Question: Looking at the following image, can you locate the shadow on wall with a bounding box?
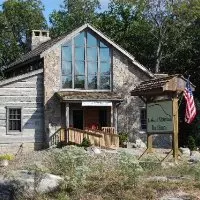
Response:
[22,74,44,150]
[44,93,62,148]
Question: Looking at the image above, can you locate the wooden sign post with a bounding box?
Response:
[131,75,195,162]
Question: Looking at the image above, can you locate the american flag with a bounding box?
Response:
[184,77,196,124]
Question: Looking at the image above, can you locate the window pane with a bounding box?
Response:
[62,76,72,88]
[88,62,97,75]
[62,46,72,61]
[100,48,110,61]
[74,32,85,46]
[75,47,85,61]
[100,41,108,48]
[100,62,110,75]
[140,109,147,130]
[87,47,97,61]
[75,76,85,88]
[100,76,110,90]
[62,61,72,75]
[8,108,21,131]
[87,32,97,47]
[75,61,85,75]
[88,76,97,89]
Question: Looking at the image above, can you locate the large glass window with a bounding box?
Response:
[61,31,111,90]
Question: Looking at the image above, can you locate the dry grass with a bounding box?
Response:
[2,147,200,200]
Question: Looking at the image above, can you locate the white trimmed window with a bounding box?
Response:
[7,107,22,132]
[140,108,147,130]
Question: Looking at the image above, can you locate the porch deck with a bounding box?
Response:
[50,127,119,149]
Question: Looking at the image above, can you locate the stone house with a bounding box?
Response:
[0,24,154,152]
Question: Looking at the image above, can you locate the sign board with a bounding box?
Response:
[82,101,112,107]
[147,100,173,133]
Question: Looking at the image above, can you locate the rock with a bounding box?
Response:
[190,151,200,163]
[179,147,190,157]
[146,176,168,182]
[0,170,64,198]
[133,139,146,148]
[161,162,176,169]
[86,146,101,155]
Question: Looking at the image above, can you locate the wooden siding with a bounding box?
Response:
[0,71,44,147]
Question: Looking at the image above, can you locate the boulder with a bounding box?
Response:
[190,151,200,163]
[179,147,190,157]
[133,139,146,148]
[0,170,64,198]
[86,146,101,155]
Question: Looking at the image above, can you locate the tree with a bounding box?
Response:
[0,0,46,67]
[50,0,100,38]
[95,0,156,71]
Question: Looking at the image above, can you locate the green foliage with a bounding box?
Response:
[0,0,47,67]
[118,152,143,187]
[0,153,14,161]
[49,0,100,38]
[49,146,90,192]
[80,137,92,148]
[118,132,128,146]
[188,135,197,151]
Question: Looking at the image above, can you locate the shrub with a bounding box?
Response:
[188,135,196,150]
[80,137,91,148]
[118,132,128,146]
[0,154,14,161]
[48,146,90,192]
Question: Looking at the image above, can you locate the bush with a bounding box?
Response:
[188,135,196,150]
[80,137,91,148]
[48,146,90,193]
[0,154,14,161]
[118,132,128,146]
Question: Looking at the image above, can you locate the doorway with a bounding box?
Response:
[73,110,83,129]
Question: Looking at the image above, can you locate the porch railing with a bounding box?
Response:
[49,128,65,146]
[101,127,116,134]
[50,127,119,149]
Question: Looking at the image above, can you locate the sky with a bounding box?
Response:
[0,0,110,24]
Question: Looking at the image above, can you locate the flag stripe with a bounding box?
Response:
[184,78,196,124]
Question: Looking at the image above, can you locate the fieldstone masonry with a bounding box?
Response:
[113,50,150,142]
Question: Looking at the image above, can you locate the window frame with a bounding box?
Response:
[61,30,113,91]
[140,108,147,131]
[6,106,23,134]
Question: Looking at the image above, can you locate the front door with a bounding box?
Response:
[73,110,83,129]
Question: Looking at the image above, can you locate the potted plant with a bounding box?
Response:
[0,154,14,167]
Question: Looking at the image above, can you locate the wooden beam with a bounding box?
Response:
[173,98,179,162]
[66,103,69,128]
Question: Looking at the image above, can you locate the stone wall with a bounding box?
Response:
[43,46,62,146]
[42,35,152,145]
[113,50,151,142]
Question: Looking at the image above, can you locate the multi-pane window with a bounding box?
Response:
[62,31,111,90]
[8,108,22,131]
[140,108,147,130]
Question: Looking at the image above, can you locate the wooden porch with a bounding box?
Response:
[50,127,119,149]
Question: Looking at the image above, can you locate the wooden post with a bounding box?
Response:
[173,98,179,161]
[66,103,69,128]
[147,134,153,153]
[114,103,118,134]
[111,103,114,127]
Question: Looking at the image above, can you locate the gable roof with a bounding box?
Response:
[4,24,154,77]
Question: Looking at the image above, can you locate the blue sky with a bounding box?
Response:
[0,0,110,24]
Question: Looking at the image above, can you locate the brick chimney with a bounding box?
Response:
[31,30,51,50]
